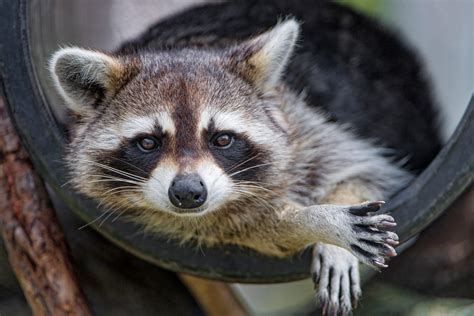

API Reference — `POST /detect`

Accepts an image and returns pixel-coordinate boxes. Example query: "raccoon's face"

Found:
[50,20,299,217]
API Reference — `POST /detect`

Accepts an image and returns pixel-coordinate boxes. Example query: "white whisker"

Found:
[83,159,147,182]
[228,162,273,178]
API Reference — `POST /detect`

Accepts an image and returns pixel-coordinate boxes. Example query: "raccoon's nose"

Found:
[168,174,207,209]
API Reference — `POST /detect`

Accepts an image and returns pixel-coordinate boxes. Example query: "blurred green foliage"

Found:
[356,282,474,316]
[337,0,384,17]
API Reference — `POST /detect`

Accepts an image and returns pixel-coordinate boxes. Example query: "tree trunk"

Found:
[0,98,92,316]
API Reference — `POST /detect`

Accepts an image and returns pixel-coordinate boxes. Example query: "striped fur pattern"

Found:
[49,3,440,312]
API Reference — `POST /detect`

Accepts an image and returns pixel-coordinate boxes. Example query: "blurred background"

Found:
[1,0,473,315]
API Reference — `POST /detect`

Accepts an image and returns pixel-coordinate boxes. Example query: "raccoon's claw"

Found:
[311,244,360,316]
[348,200,385,215]
[345,201,399,269]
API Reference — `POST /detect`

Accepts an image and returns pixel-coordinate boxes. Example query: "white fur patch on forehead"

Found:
[199,108,248,134]
[199,108,276,146]
[120,112,175,138]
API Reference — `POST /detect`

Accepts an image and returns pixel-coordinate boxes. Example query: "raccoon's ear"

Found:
[49,47,129,114]
[227,19,300,91]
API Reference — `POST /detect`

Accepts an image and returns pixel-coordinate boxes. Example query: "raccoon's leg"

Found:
[309,182,398,315]
[275,192,396,314]
[280,200,398,266]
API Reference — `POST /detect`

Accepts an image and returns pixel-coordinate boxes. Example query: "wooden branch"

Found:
[0,98,91,316]
[179,274,248,316]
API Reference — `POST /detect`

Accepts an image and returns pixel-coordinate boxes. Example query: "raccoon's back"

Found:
[120,0,441,172]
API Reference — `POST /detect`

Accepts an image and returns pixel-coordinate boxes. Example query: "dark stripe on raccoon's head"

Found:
[168,76,201,165]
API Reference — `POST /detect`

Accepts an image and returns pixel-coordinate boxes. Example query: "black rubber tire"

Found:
[0,0,472,283]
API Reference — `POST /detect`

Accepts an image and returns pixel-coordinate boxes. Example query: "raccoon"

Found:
[49,1,440,314]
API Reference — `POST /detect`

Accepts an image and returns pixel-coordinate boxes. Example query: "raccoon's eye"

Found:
[137,136,160,152]
[211,132,234,149]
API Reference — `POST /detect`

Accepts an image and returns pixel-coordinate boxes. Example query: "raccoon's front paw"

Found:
[343,201,399,268]
[311,244,360,316]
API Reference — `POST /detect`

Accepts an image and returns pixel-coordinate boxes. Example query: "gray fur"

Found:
[50,18,413,315]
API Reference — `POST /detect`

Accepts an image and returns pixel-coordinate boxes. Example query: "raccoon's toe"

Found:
[349,265,362,310]
[339,272,353,316]
[348,201,385,215]
[349,235,398,269]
